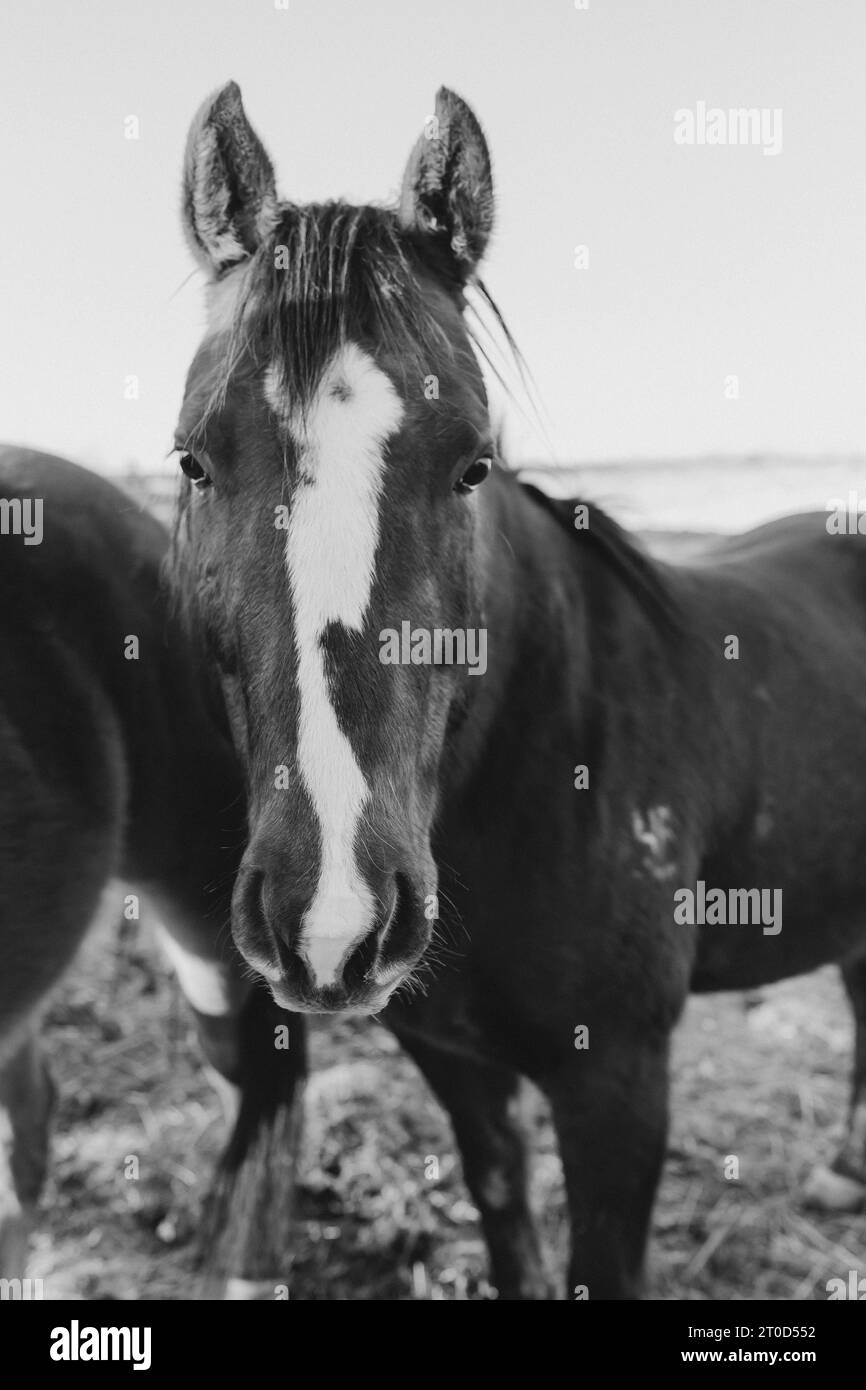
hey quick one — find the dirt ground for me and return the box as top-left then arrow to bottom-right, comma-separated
25,904 -> 863,1302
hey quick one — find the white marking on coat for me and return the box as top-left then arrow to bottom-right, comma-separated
278,343 -> 403,987
632,805 -> 677,882
154,922 -> 251,1016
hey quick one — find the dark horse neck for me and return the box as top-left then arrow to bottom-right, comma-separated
436,464 -> 866,1009
447,468 -> 682,814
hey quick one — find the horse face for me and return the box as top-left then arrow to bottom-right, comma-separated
173,83 -> 496,1014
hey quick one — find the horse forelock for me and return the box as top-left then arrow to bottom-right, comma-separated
183,196 -> 528,446
194,202 -> 452,428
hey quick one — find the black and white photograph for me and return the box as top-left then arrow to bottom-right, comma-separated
1,0 -> 865,1346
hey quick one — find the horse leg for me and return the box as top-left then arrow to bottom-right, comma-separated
540,1035 -> 669,1300
803,954 -> 866,1212
0,1026 -> 54,1284
156,925 -> 307,1298
199,986 -> 307,1299
392,1031 -> 552,1299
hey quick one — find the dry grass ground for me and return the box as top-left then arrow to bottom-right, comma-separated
27,910 -> 863,1301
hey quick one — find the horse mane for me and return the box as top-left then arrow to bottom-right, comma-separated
518,482 -> 683,638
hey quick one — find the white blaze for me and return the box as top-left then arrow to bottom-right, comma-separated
277,343 -> 403,987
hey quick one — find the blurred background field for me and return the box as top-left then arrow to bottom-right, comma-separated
122,452 -> 866,535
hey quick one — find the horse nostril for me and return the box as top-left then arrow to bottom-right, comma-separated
376,873 -> 418,971
244,866 -> 320,957
338,888 -> 398,988
340,926 -> 381,988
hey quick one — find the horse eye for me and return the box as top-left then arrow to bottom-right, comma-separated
455,457 -> 493,494
178,452 -> 211,488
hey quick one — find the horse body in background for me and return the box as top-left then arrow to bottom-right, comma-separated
0,448 -> 305,1292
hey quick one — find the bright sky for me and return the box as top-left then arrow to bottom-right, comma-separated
1,0 -> 864,473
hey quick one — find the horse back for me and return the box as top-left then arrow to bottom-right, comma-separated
670,513 -> 866,987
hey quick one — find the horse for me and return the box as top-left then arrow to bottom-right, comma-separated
0,448 -> 307,1297
171,81 -> 866,1300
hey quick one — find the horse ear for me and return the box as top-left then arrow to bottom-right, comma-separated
182,81 -> 278,278
398,87 -> 494,281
